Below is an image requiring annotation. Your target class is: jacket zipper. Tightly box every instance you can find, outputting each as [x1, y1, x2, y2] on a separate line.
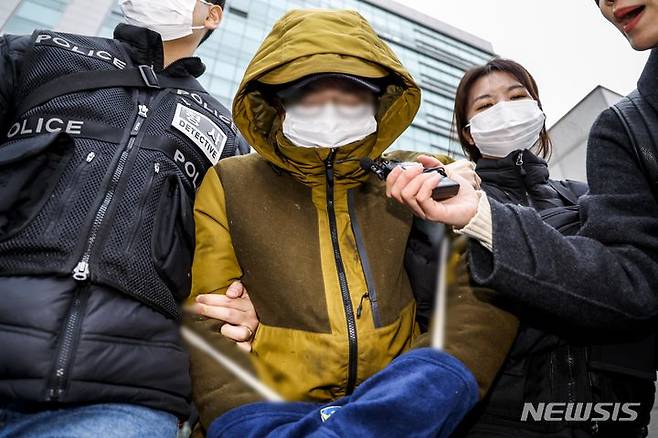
[50, 98, 149, 400]
[514, 151, 531, 205]
[124, 161, 159, 254]
[72, 102, 150, 281]
[347, 190, 382, 328]
[46, 151, 96, 237]
[325, 151, 358, 394]
[47, 285, 88, 401]
[566, 345, 576, 404]
[584, 348, 599, 436]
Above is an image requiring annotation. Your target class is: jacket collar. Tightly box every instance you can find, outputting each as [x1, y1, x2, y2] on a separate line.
[476, 149, 550, 202]
[638, 48, 658, 111]
[113, 24, 205, 78]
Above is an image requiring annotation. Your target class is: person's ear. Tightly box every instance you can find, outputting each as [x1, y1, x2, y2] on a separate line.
[205, 5, 223, 30]
[463, 125, 475, 146]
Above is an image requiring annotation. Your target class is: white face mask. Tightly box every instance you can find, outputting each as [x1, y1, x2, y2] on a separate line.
[120, 0, 210, 42]
[468, 99, 546, 158]
[282, 103, 378, 149]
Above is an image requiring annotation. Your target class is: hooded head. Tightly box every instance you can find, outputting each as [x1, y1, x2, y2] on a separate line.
[232, 9, 421, 186]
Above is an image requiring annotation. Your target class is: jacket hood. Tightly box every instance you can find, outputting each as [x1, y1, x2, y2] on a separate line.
[232, 9, 421, 185]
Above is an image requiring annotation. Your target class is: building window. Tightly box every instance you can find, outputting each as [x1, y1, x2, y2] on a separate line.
[228, 7, 249, 19]
[1, 0, 72, 34]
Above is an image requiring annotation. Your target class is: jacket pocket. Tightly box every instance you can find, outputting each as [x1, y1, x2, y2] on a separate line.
[45, 150, 98, 239]
[0, 132, 74, 240]
[152, 174, 195, 302]
[125, 161, 160, 254]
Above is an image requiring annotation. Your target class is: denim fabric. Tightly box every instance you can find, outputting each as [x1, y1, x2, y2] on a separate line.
[0, 403, 178, 438]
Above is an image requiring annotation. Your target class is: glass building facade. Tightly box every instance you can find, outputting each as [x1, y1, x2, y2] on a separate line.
[2, 0, 494, 156]
[1, 0, 72, 35]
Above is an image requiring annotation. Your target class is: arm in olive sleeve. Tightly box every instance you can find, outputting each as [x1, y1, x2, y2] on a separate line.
[412, 236, 519, 399]
[189, 167, 243, 301]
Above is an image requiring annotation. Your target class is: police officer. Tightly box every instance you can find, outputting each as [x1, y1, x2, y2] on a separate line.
[0, 1, 247, 436]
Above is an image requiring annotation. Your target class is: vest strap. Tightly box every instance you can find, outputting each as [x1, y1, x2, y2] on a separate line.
[17, 66, 206, 116]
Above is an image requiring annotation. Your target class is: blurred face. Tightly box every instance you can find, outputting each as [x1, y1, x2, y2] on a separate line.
[296, 86, 375, 108]
[463, 71, 533, 145]
[280, 79, 379, 149]
[598, 0, 658, 50]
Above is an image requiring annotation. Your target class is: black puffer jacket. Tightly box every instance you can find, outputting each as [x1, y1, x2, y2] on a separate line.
[456, 150, 653, 437]
[0, 25, 246, 418]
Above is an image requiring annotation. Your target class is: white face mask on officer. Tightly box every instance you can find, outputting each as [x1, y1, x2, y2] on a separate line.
[282, 103, 378, 149]
[120, 0, 212, 42]
[468, 99, 546, 158]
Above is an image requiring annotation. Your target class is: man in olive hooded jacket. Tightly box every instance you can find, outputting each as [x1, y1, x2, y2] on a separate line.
[187, 9, 518, 436]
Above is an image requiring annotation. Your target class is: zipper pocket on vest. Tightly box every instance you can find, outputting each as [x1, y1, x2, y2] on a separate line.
[72, 101, 150, 281]
[46, 151, 97, 238]
[123, 161, 159, 254]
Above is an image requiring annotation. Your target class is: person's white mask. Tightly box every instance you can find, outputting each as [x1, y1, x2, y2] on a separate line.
[468, 99, 546, 158]
[282, 103, 377, 149]
[120, 0, 210, 42]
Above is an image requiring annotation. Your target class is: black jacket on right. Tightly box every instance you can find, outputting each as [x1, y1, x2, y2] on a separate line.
[461, 49, 658, 436]
[455, 150, 654, 438]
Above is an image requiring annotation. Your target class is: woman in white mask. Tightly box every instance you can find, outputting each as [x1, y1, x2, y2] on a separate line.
[450, 58, 587, 214]
[391, 59, 651, 438]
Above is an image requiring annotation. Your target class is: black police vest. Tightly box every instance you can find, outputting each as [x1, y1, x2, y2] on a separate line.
[0, 30, 238, 319]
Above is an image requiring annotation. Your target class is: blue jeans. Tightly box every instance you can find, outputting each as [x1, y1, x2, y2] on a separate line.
[0, 403, 178, 438]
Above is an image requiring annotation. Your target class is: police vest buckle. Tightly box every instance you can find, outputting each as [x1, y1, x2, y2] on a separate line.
[138, 65, 160, 89]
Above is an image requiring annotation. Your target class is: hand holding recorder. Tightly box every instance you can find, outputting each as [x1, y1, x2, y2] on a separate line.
[361, 157, 461, 201]
[384, 155, 481, 227]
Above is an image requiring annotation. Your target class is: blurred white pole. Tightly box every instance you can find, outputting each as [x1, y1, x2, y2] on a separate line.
[181, 326, 283, 402]
[431, 235, 450, 350]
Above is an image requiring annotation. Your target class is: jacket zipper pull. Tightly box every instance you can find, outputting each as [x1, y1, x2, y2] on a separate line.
[138, 104, 149, 118]
[86, 152, 96, 163]
[356, 292, 369, 319]
[131, 104, 149, 135]
[154, 162, 160, 173]
[72, 261, 89, 281]
[325, 149, 337, 168]
[325, 150, 336, 192]
[516, 151, 527, 176]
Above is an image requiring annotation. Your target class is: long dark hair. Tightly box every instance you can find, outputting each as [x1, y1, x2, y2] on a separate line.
[453, 58, 552, 161]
